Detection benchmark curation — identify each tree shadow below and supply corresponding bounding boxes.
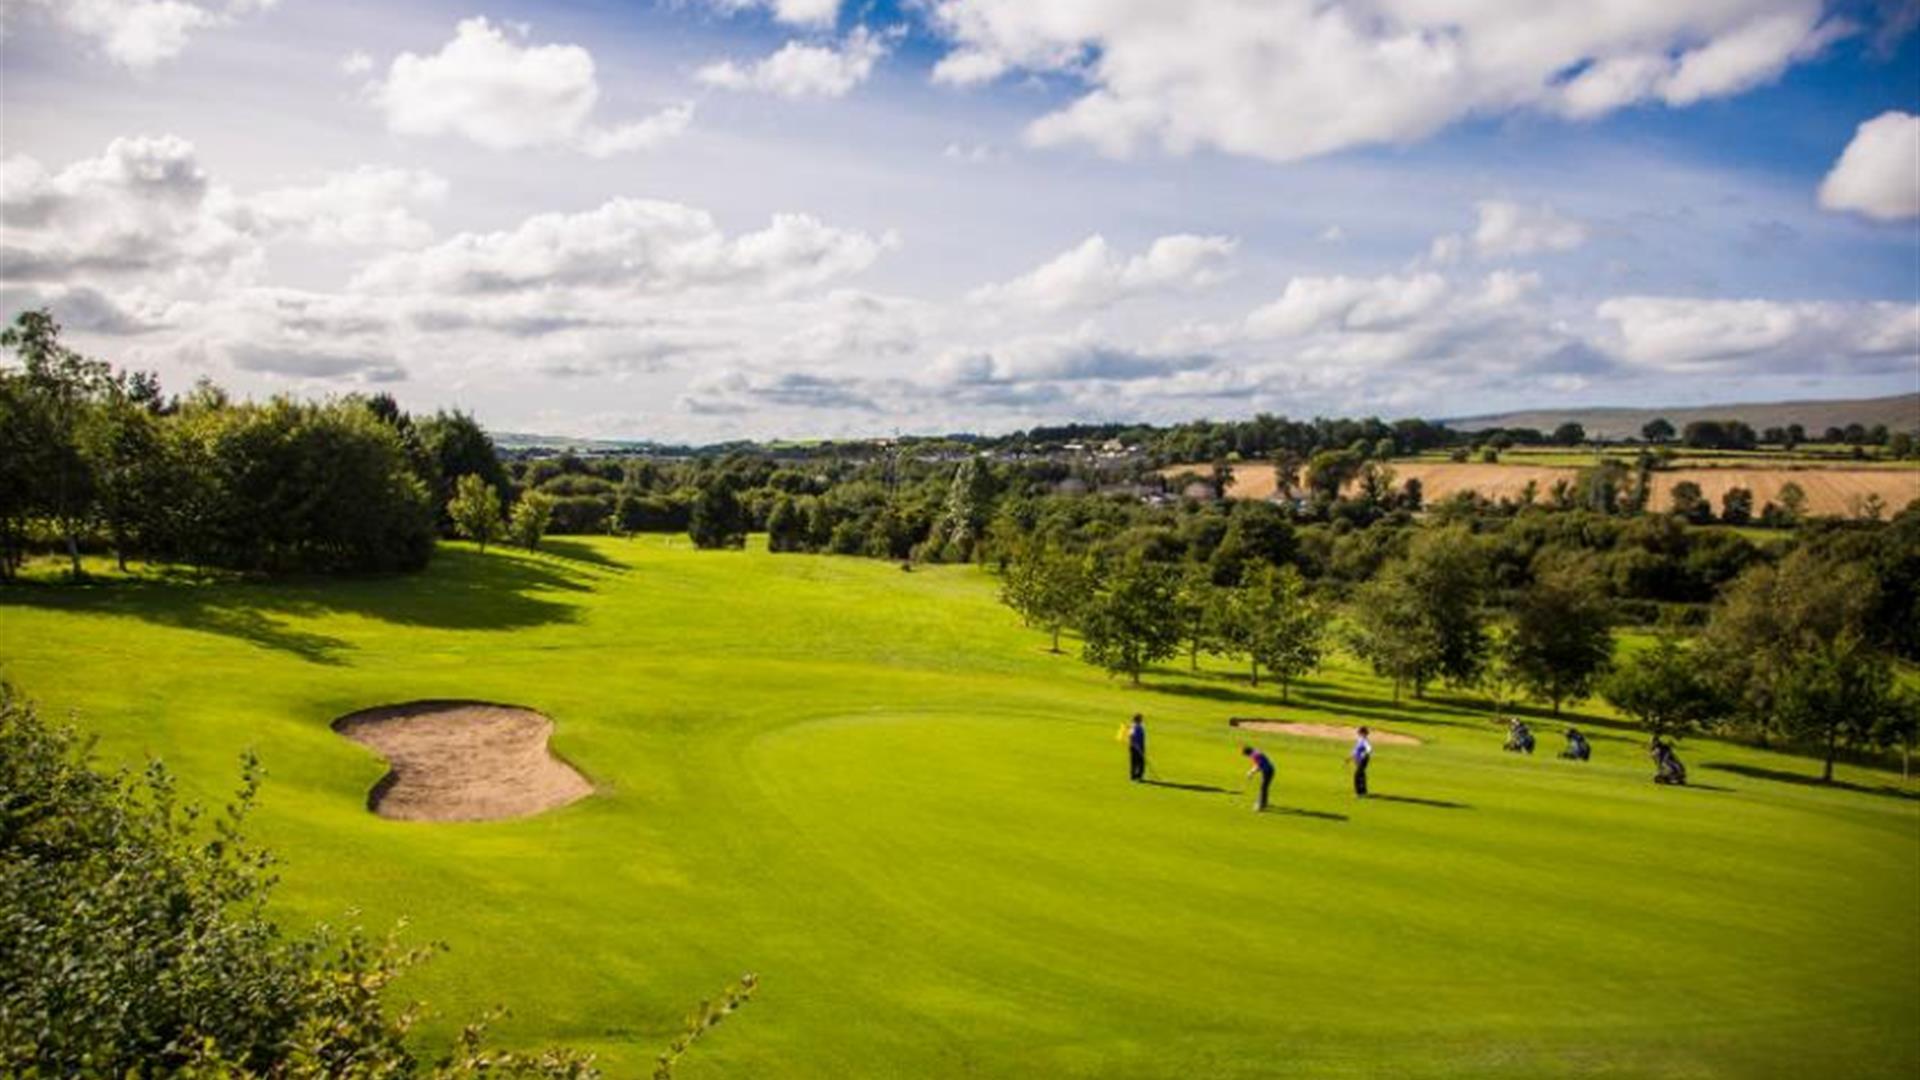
[1142,778,1231,794]
[535,538,630,572]
[1265,805,1349,822]
[1365,794,1471,810]
[0,545,592,665]
[1701,762,1916,801]
[1143,681,1274,707]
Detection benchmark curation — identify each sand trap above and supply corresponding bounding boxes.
[1229,719,1422,746]
[332,701,592,822]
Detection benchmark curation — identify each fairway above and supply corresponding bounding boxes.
[3,537,1917,1078]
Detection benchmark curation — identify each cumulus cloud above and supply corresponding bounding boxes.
[697,27,885,98]
[350,197,893,298]
[968,234,1236,310]
[925,0,1852,162]
[5,0,276,70]
[1597,296,1920,373]
[229,342,405,383]
[1470,201,1590,259]
[243,166,447,247]
[366,18,690,156]
[679,369,879,414]
[1818,111,1920,221]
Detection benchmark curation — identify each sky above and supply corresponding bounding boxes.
[2,0,1917,440]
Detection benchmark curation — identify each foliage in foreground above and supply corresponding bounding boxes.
[0,686,752,1078]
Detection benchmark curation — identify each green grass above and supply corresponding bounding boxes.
[3,537,1917,1078]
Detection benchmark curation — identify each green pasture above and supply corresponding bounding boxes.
[2,537,1916,1078]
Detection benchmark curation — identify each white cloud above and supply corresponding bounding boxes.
[339,50,373,76]
[1470,200,1590,259]
[704,0,840,29]
[1245,272,1449,338]
[942,142,996,163]
[1598,296,1920,373]
[697,27,885,98]
[5,0,277,70]
[244,166,447,247]
[367,17,689,155]
[968,234,1236,310]
[1819,111,1920,221]
[925,0,1850,162]
[350,197,894,299]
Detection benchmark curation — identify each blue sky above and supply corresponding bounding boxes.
[2,0,1916,438]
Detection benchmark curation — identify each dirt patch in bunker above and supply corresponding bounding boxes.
[1229,719,1422,746]
[332,701,592,822]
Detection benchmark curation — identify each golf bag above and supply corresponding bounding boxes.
[1652,746,1687,785]
[1504,723,1535,754]
[1560,732,1591,761]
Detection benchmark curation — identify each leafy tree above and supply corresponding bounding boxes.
[79,379,168,571]
[509,492,555,551]
[1080,556,1181,684]
[1777,482,1808,524]
[688,481,747,549]
[1773,635,1899,783]
[1667,480,1713,524]
[447,473,506,551]
[1641,417,1675,443]
[1720,486,1754,526]
[1698,549,1877,742]
[1552,421,1586,447]
[1346,573,1440,704]
[1398,525,1492,690]
[1002,545,1091,653]
[765,493,807,553]
[1231,563,1325,700]
[1208,500,1296,585]
[1503,560,1614,714]
[0,310,108,576]
[1304,448,1363,500]
[1175,562,1228,671]
[416,410,507,529]
[1601,634,1725,741]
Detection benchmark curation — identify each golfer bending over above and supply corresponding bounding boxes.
[1128,714,1147,782]
[1350,726,1372,797]
[1241,744,1275,812]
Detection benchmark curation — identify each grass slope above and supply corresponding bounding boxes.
[2,537,1916,1078]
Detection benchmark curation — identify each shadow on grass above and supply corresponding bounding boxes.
[1365,794,1471,810]
[1701,762,1916,801]
[1265,806,1349,822]
[1142,778,1231,794]
[535,538,630,572]
[0,545,592,665]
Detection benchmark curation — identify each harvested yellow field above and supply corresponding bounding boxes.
[1187,462,1920,518]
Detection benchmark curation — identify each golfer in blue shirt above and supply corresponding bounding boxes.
[1128,714,1147,782]
[1241,744,1274,812]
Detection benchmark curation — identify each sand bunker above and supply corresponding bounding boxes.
[332,701,592,822]
[1229,719,1422,746]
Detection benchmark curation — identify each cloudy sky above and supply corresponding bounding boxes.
[3,0,1917,439]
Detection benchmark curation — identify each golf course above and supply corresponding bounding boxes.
[2,536,1915,1078]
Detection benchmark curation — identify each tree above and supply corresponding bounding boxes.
[1774,635,1899,783]
[447,473,506,551]
[417,411,507,533]
[1641,417,1675,443]
[78,379,168,571]
[1668,480,1713,524]
[1503,561,1614,714]
[1698,549,1877,743]
[1552,421,1586,447]
[1777,482,1808,524]
[1346,573,1440,704]
[1398,526,1491,690]
[1230,563,1325,700]
[1080,556,1181,684]
[1002,545,1090,653]
[1601,634,1725,741]
[0,310,108,576]
[766,493,807,553]
[509,492,555,550]
[939,456,995,560]
[688,481,747,549]
[1720,486,1754,526]
[1175,562,1228,671]
[1304,448,1363,500]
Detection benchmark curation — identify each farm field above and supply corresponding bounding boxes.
[2,538,1918,1078]
[1202,461,1920,517]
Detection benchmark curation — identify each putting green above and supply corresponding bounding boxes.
[2,536,1915,1078]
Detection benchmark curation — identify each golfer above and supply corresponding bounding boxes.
[1128,714,1147,782]
[1351,726,1373,797]
[1241,744,1274,812]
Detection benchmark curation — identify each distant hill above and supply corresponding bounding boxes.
[1447,394,1920,441]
